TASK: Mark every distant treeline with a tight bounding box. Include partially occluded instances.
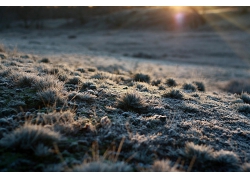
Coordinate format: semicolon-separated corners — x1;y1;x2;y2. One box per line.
0;6;136;28
0;6;248;29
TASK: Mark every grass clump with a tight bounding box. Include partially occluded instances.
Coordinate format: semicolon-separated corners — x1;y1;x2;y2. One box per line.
36;64;59;74
47;67;60;75
7;100;26;108
237;104;250;114
158;85;166;90
194;81;205;92
163;89;184;99
14;73;37;88
80;81;97;90
183;83;196;92
33;75;64;91
213;150;242;171
71;161;132;172
223;79;250;94
135;82;149;92
68;92;96;103
0;44;6;53
166;78;177;87
39;58;50;63
181;142;241;171
117;91;148;113
133;73;151;83
66;76;82;85
87;67;97;72
0;68;12;77
35;111;75;125
0;124;61;151
57;72;69;82
91;72;109;80
181;102;199;113
240;92;250;104
37;88;65;106
242;163;250;172
76;68;86;73
151;160;179;172
151;79;161;86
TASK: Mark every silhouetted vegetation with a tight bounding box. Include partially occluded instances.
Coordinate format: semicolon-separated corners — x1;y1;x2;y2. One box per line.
0;7;133;29
1;6;248;30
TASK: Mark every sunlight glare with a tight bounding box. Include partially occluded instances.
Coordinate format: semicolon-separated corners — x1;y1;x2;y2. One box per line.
204;9;250;64
175;12;185;27
171;6;187;29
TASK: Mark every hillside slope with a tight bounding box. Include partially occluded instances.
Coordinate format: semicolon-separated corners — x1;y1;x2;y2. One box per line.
0;50;250;171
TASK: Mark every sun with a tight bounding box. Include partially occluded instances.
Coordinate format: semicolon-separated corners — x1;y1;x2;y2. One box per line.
170;7;187;28
171;6;187;12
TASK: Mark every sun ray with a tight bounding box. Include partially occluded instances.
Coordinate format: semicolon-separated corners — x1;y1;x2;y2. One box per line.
213;9;250;34
204;9;250;65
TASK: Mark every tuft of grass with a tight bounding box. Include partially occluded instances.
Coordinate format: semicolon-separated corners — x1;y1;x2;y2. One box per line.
0;44;6;53
87;67;97;72
151;79;161;86
117;91;148;113
36;64;60;74
14;73;37;88
240;92;250;104
39;58;50;63
48;67;60;75
135;82;149;92
163;89;184;99
166;78;177;87
0;68;12;77
0;124;61;151
57;72;69;82
51;118;96;135
66;76;82;85
158;85;166;90
76;68;86;73
193;81;205;92
213;150;241;171
183;83;196;92
237;104;250;114
91;72;109;80
71;161;132;172
0;53;8;59
133;73;151;83
37;88;65;106
223;79;250;94
242;163;250;172
35;111;75;125
33;75;64;91
181;142;241;171
7;100;26;108
184;142;214;161
180;102;199;113
68;91;96;103
151;160;179;172
80;81;97;90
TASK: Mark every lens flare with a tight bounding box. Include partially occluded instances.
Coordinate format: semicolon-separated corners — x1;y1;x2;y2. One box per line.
175;12;185;27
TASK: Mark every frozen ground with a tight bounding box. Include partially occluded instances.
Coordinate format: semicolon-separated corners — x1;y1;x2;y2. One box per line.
1;17;250;92
0;9;250;172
